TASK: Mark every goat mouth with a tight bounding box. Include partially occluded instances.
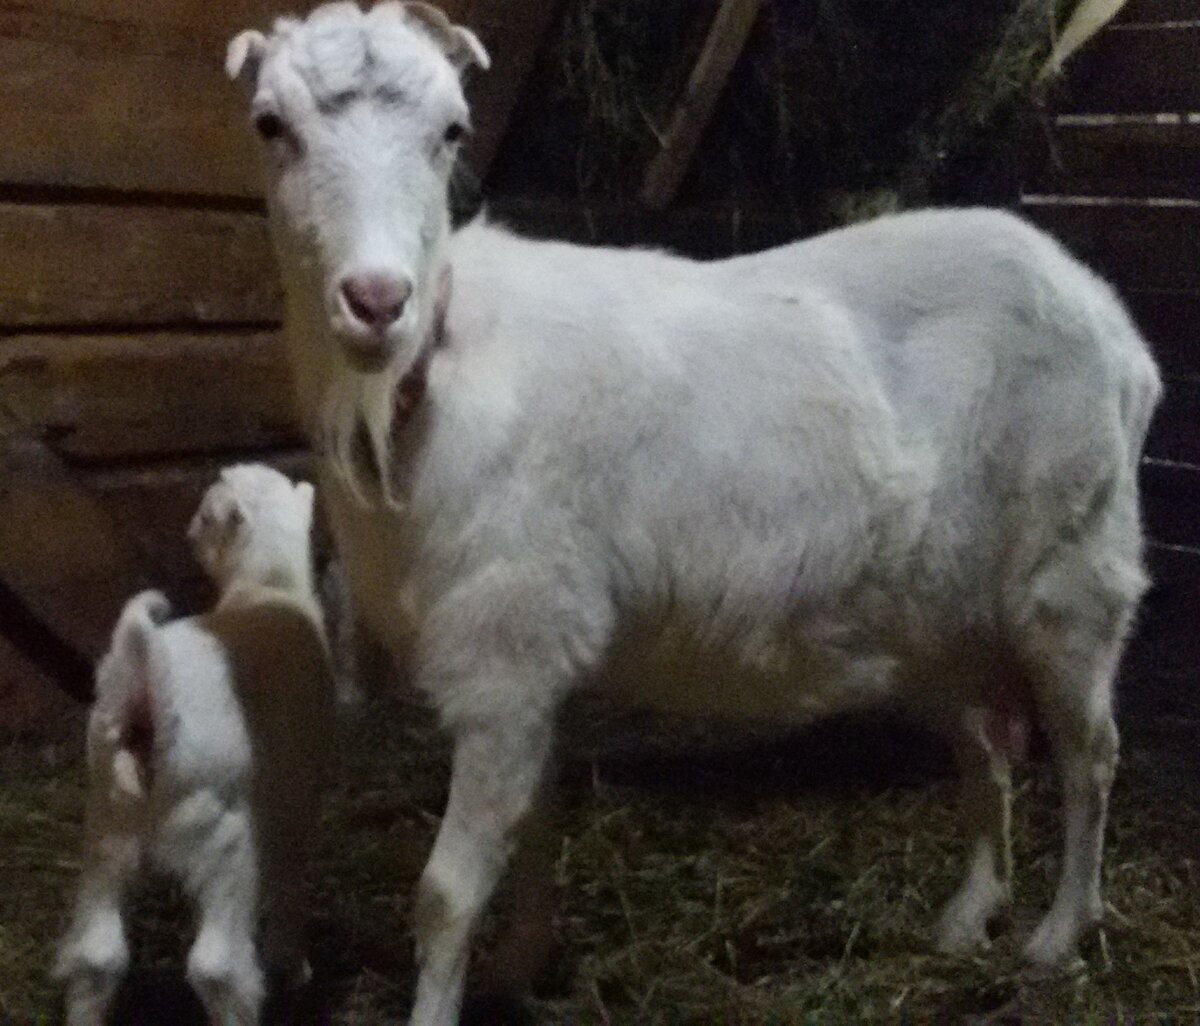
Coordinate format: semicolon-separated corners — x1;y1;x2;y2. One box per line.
341;336;395;373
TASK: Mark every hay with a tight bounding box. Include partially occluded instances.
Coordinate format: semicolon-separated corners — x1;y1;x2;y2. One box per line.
498;0;1076;222
2;697;1198;1023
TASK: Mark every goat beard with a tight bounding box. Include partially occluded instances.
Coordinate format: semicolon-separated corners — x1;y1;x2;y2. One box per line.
317;354;406;511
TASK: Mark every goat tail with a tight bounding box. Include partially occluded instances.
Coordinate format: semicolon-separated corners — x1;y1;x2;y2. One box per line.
97;590;172;800
110;589;171;664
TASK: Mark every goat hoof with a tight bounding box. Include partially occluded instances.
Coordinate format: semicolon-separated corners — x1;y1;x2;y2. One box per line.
1023;919;1086;973
937;920;992;957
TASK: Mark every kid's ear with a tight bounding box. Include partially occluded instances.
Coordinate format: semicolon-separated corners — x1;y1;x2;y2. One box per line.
296;480;316;516
226;29;268;87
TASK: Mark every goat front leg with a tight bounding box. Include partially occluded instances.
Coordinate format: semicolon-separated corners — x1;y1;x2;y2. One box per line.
474;779;560;1003
409;708;555;1026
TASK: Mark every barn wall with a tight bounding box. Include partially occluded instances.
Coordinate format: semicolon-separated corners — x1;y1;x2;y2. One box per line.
0;1;564;700
0;0;1194;709
1020;0;1200;662
0;2;304;632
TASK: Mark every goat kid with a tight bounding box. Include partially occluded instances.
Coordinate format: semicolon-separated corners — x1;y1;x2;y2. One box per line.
227;5;1162;1024
55;465;334;1026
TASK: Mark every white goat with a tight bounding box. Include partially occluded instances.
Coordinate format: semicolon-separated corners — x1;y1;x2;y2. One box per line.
55;465;333;1026
227;5;1161;1024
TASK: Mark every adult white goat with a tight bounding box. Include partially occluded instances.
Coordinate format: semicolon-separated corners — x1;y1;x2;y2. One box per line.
227;4;1161;1023
55;465;333;1026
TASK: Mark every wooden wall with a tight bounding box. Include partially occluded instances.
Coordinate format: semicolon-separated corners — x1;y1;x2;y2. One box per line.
0;0;559;700
1021;0;1200;627
0;0;1194;708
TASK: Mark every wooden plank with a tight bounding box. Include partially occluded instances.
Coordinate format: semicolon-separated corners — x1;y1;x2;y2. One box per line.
0;633;84;733
0;331;300;463
0;2;487;199
462;0;565;178
0;418;143;664
1143;541;1200;647
1115;0;1200;24
1146;378;1200;464
82;451;311;612
1025;114;1200;198
1125;289;1200;379
1056;25;1200;113
1142;458;1200;547
640;0;763;209
0;1;297;50
0;30;260;197
0;203;277;326
1022;198;1200;290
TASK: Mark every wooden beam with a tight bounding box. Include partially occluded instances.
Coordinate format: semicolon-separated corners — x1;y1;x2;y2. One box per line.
461;0;565;179
639;0;762;210
1052;23;1200;113
0;9;261;198
0;203;277;327
0;627;84;732
0;331;299;462
1022;197;1200;291
0;414;143;687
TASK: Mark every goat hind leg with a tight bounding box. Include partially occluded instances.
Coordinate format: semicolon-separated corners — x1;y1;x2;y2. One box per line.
937;707;1014;954
1023;626;1123;968
56;828;140;1026
185;808;264;1025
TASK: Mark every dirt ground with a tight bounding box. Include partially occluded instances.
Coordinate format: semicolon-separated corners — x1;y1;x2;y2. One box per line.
3;633;1199;1026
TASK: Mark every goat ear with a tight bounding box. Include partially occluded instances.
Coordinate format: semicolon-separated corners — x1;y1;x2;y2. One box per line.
226;29;268;86
296;481;316;516
447;24;490;71
403;2;491;72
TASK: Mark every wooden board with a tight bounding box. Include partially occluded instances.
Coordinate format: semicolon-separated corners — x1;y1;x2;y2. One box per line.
1142;458;1200;549
1022;198;1200;290
1026;115;1200;198
0;1;489;199
1115;0;1200;24
1146;379;1200;464
0;331;299;463
0;24;260;197
640;0;763;209
0;422;143;664
1056;24;1200;113
0;1;307;49
0;203;277;327
1125;289;1200;379
462;0;564;178
0;632;84;732
1144;540;1200;635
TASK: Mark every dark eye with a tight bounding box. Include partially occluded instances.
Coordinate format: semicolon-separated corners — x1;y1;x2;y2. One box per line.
254;111;287;141
443;122;466;145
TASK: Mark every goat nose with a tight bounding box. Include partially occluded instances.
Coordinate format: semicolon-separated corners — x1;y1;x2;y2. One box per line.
340;273;411;330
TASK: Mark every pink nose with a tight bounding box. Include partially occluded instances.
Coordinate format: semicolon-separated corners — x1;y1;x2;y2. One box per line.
340;273;411;330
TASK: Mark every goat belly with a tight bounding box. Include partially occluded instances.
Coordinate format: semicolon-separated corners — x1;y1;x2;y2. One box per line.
600;615;902;722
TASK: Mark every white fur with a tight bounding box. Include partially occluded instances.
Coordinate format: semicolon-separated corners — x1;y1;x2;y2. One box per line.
230;5;1162;1023
55;465;334;1026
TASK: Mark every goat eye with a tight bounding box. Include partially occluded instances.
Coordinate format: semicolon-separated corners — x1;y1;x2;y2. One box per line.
254;112;287;141
443;122;466;145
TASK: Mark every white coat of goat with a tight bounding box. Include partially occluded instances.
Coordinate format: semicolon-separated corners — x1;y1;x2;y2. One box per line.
226;5;1161;1024
55;465;333;1026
